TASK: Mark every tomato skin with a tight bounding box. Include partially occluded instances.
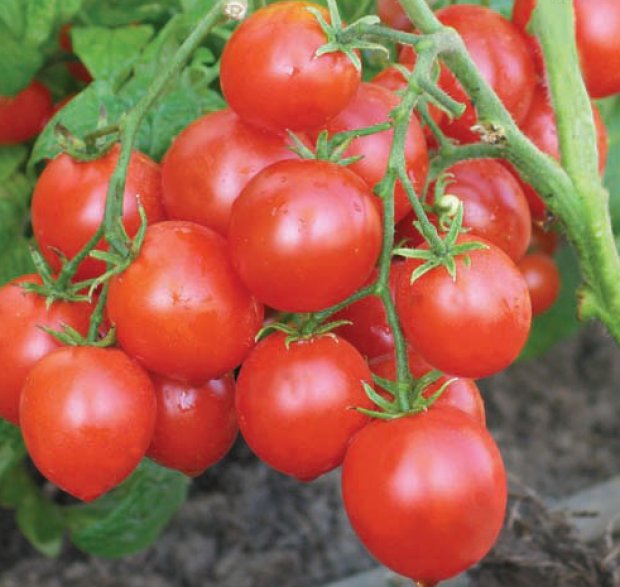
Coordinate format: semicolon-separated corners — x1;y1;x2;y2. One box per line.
220;2;360;132
332;263;403;360
370;349;486;426
20;346;156;502
32;144;165;280
401;5;536;143
376;0;411;31
518;252;561;316
441;160;531;263
317;82;429;223
508;84;608;219
235;332;374;481
513;0;620;98
395;235;532;378
161;110;301;235
529;224;559;256
0;275;94;425
107;221;264;383
342;408;507;583
228;159;382;312
59;24;93;84
147;373;238;476
0;81;53;145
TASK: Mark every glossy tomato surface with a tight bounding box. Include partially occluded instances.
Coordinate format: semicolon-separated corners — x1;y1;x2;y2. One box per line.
228;159;382;312
376;0;411;31
513;0;620;98
342;408;507;583
318;82;429;223
32;144;165;280
107;221;264;382
20;346;156;502
220;1;360;132
148;373;238;476
440;159;532;262
395;235;532;378
370;349;486;426
0;275;94;425
0;81;53;145
402;5;536;143
161;109;300;235
509;84;608;219
332;263;403;360
235;332;374;481
518;252;561;316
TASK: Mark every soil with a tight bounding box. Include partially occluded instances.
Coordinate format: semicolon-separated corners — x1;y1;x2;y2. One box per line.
1;324;620;586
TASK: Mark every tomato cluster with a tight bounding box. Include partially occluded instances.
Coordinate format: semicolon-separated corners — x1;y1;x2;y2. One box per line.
3;0;616;582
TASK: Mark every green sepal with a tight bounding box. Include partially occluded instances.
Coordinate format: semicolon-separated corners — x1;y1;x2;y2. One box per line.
361;381;398;414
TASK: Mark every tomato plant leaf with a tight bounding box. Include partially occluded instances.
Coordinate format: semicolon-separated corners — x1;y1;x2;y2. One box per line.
0;146;28;182
66;459;189;558
81;0;181;27
71;25;155;85
598;97;620;234
520;244;582;361
0;24;45;96
0;421;27;482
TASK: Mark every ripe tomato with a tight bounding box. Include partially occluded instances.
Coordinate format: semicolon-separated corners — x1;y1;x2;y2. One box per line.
317;82;429;223
370;349;486;426
220;1;360;132
401;5;536;143
509;84;608;219
395;235;532;378
342;408;507;583
228;159;382;312
161;110;300;235
0;81;53;145
529;224;559;256
107;221;264;382
59;24;93;84
20;346;156;502
32;144;165;280
513;0;620;98
235;332;374;481
0;275;94;425
518;252;561;316
441;160;531;263
376;0;411;31
147;373;238;476
332;263;404;360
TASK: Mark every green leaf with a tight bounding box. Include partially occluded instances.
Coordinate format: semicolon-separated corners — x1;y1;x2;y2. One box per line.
66;459;189;558
520;244;582;361
81;0;180;27
0;145;28;182
30;80;129;168
0;23;45;95
0;240;35;285
0;420;26;482
72;25;155;84
0;174;32;260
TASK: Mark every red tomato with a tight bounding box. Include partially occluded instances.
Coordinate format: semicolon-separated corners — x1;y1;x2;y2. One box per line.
220;1;360;132
32;144;165;281
161;110;300;235
20;346;156;502
342;408;507;583
148;373;238;476
401;5;536;143
395;235;532;378
0;275;94;425
370;349;486;426
235;332;374;481
529;224;559;256
376;0;411;31
317;82;429;223
0;81;53;145
518;252;561;316
332;263;403;360
508;84;608;219
107;221;264;382
228;159;382;312
59;24;93;84
513;0;620;98
441;160;531;262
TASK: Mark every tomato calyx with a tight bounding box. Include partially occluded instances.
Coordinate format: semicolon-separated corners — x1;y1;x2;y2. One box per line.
53;120;120;163
358;370;455;420
309;0;388;72
39;322;116;348
394;203;487;283
256;317;353;348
